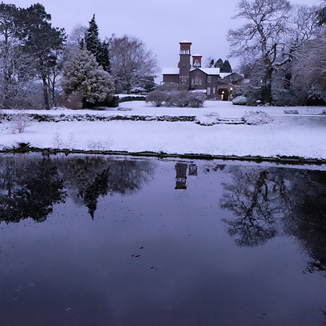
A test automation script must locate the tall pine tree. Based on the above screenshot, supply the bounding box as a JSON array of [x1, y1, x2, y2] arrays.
[[18, 4, 66, 109], [84, 15, 110, 73], [0, 3, 20, 102]]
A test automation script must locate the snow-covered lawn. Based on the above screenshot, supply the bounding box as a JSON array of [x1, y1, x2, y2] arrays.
[[0, 100, 326, 160]]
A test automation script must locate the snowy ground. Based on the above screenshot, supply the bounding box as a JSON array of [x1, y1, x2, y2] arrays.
[[0, 100, 326, 161]]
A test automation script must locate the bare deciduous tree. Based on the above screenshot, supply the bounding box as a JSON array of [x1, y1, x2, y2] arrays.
[[108, 35, 158, 93], [227, 0, 317, 103], [292, 28, 326, 104], [66, 24, 87, 54]]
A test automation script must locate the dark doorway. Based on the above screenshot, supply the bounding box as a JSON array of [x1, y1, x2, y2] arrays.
[[218, 88, 229, 101]]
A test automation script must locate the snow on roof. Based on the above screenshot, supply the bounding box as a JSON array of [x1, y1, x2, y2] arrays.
[[179, 40, 191, 43], [162, 68, 179, 75], [219, 72, 233, 78], [192, 53, 202, 57], [191, 67, 220, 75]]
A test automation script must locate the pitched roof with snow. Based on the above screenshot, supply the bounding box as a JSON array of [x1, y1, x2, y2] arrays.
[[163, 67, 224, 76], [219, 72, 233, 79], [190, 67, 220, 75], [162, 68, 179, 75]]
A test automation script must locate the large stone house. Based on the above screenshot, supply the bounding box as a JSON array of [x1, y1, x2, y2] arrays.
[[162, 41, 241, 100]]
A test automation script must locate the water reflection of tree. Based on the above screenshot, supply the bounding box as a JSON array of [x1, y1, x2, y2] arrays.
[[220, 167, 290, 246], [0, 154, 155, 222], [60, 156, 155, 218], [220, 165, 326, 276], [0, 156, 66, 223], [284, 170, 326, 276]]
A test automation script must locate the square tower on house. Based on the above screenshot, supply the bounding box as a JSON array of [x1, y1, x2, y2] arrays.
[[178, 41, 192, 86]]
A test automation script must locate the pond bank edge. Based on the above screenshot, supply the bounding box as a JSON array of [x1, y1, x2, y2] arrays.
[[1, 146, 326, 165]]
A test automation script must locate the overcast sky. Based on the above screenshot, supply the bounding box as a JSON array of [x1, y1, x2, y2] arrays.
[[10, 0, 323, 73]]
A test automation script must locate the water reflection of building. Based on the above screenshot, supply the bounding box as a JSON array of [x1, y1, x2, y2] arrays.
[[188, 164, 198, 176], [175, 163, 198, 189], [175, 163, 187, 189]]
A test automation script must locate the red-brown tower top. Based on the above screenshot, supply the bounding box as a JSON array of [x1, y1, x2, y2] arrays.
[[179, 41, 192, 54]]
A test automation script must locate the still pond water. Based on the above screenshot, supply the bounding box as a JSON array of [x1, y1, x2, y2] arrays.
[[1, 153, 326, 326]]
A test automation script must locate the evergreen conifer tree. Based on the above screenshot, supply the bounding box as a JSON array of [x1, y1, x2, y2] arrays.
[[61, 48, 114, 108], [214, 58, 224, 68], [16, 4, 66, 109], [84, 15, 110, 72], [221, 60, 232, 73]]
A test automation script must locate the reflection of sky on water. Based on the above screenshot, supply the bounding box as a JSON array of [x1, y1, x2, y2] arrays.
[[0, 155, 326, 325]]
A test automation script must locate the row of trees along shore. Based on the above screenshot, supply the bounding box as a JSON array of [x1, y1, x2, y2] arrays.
[[0, 0, 326, 109], [0, 3, 158, 110]]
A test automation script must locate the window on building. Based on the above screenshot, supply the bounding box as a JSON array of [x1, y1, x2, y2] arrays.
[[194, 77, 202, 85], [207, 88, 211, 95], [213, 87, 216, 94], [207, 76, 211, 83], [191, 78, 195, 85], [181, 76, 187, 83]]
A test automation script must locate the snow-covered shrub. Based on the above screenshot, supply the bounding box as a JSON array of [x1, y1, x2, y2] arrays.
[[196, 112, 219, 126], [65, 91, 83, 110], [2, 83, 45, 110], [186, 92, 206, 108], [146, 89, 206, 108], [145, 89, 168, 107], [130, 87, 146, 94], [170, 90, 189, 107], [119, 96, 146, 103], [10, 113, 33, 133], [307, 86, 326, 106], [245, 89, 262, 106], [232, 96, 247, 105], [242, 111, 273, 125], [165, 90, 182, 107], [272, 89, 294, 106]]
